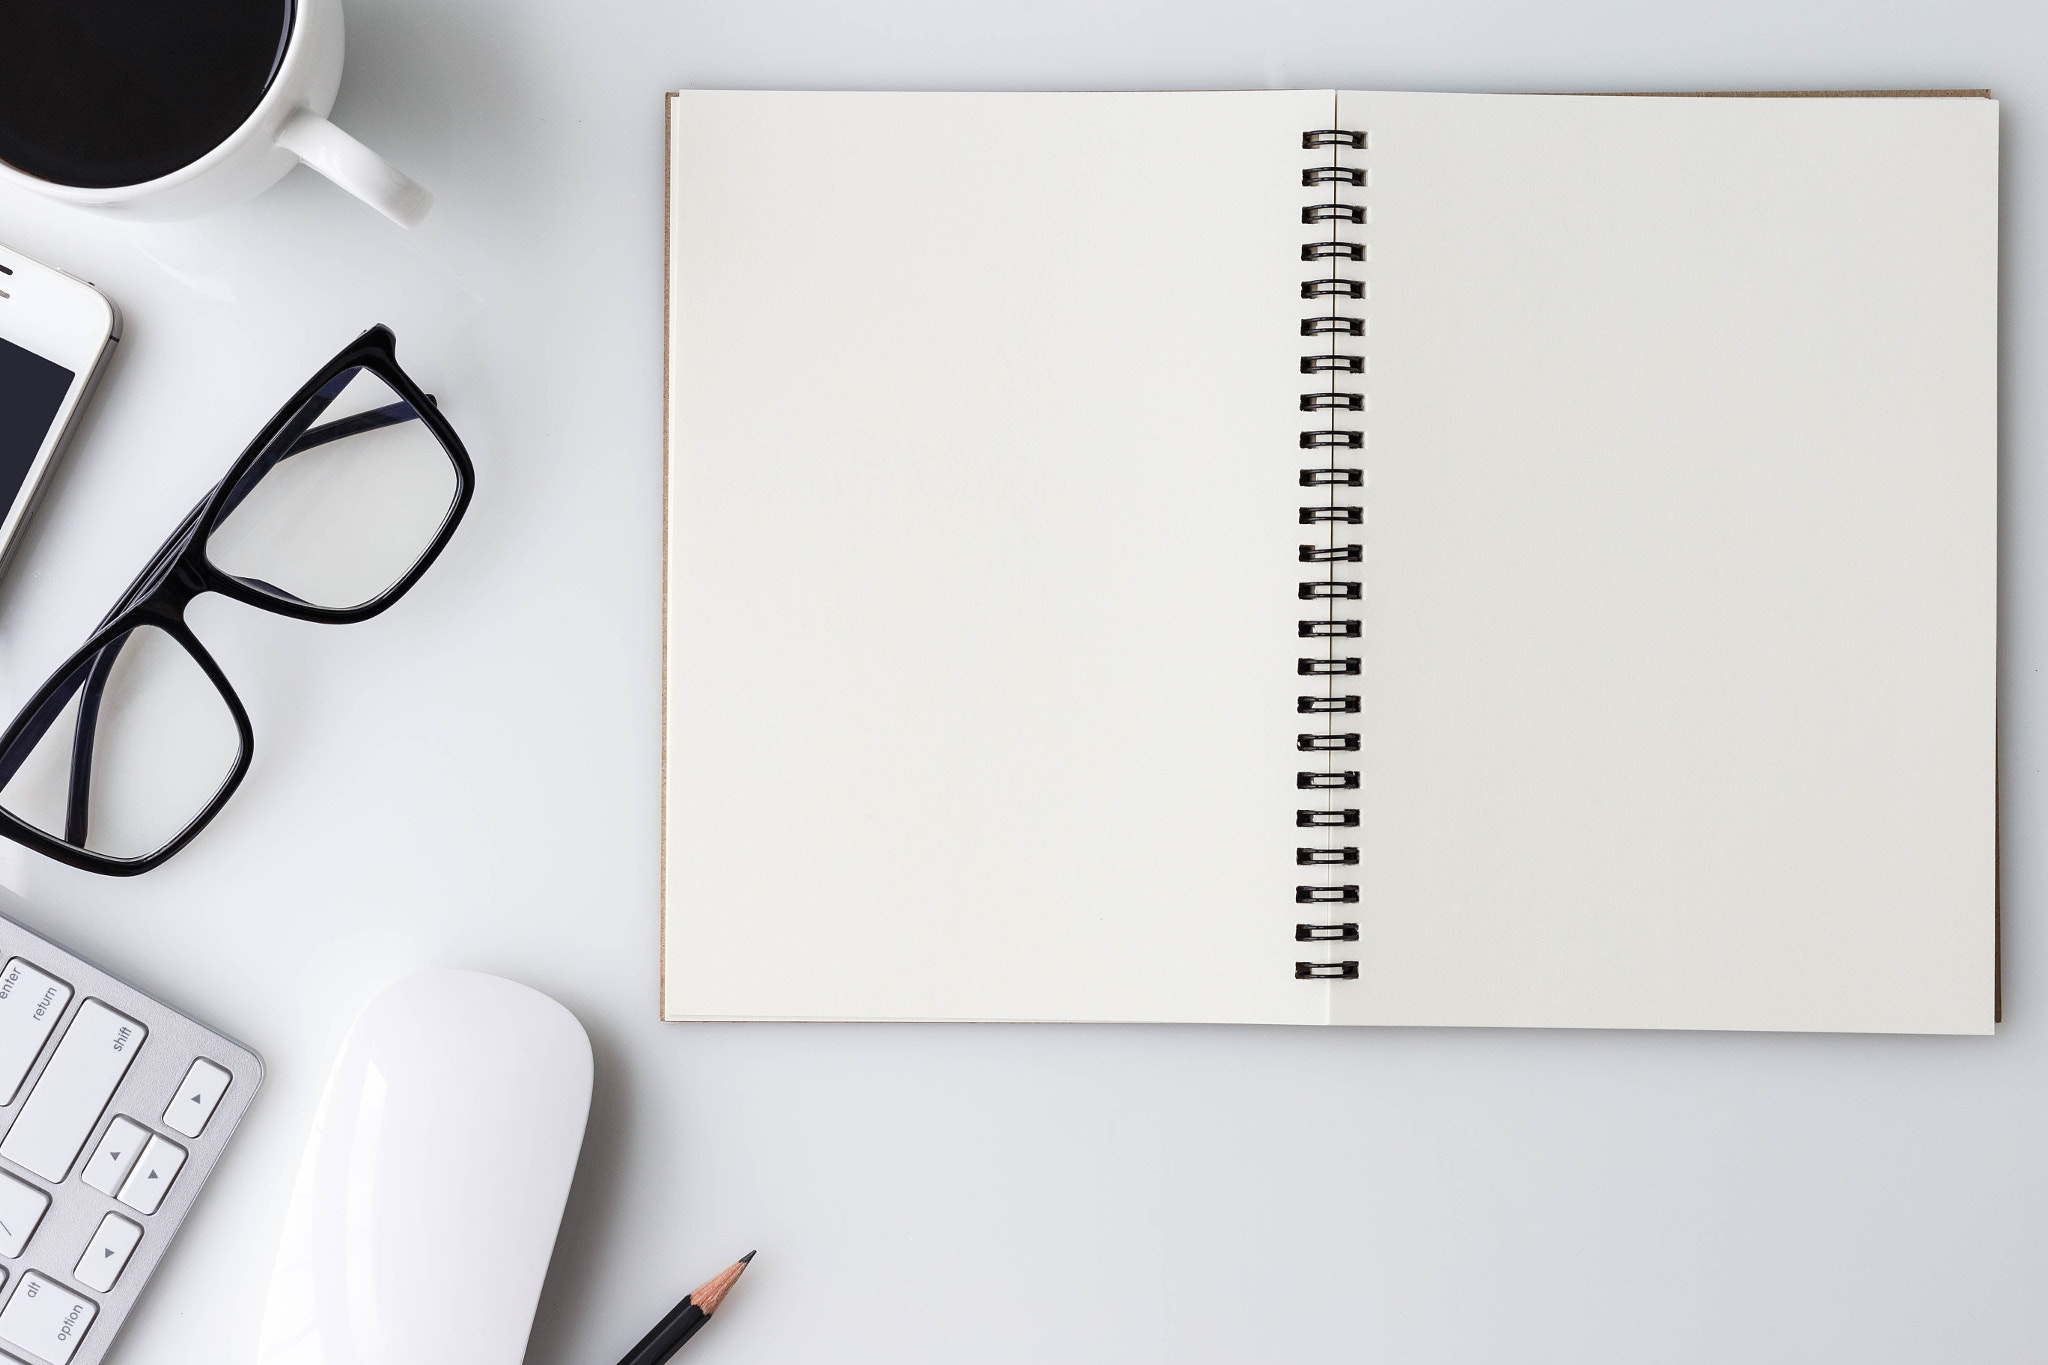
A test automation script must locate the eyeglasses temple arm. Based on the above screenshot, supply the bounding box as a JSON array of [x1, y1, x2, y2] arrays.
[[61, 643, 121, 847], [207, 382, 342, 524], [215, 400, 421, 522], [0, 664, 90, 791]]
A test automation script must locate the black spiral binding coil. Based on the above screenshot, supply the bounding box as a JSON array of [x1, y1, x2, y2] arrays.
[[1295, 127, 1367, 983]]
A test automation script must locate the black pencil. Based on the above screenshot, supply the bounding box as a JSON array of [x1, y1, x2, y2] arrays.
[[612, 1252, 755, 1365]]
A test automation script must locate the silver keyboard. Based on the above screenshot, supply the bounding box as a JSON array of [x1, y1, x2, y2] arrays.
[[0, 908, 260, 1365]]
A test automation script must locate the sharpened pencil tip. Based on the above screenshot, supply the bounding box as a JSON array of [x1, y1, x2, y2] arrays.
[[692, 1252, 756, 1316]]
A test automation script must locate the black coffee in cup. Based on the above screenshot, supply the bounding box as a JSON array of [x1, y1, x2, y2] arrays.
[[0, 0, 296, 188]]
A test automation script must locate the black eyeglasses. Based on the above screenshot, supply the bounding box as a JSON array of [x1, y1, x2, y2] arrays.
[[0, 325, 474, 875]]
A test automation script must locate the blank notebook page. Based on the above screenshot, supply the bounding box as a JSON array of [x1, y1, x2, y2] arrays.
[[666, 91, 1324, 1023], [664, 90, 1996, 1031], [1333, 93, 1995, 1033]]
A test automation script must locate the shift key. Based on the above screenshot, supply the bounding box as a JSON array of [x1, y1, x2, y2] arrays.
[[0, 1002, 144, 1182]]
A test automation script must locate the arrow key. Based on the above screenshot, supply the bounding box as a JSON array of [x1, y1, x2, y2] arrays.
[[73, 1214, 139, 1293], [79, 1118, 147, 1198], [115, 1134, 186, 1216], [162, 1059, 230, 1139]]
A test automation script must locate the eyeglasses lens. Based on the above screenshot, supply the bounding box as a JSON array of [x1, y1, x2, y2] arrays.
[[206, 366, 461, 612], [0, 626, 241, 861]]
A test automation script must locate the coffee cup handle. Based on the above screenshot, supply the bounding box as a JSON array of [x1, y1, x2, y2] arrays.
[[276, 109, 432, 228]]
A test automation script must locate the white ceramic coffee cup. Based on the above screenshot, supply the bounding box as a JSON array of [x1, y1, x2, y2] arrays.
[[0, 0, 429, 227]]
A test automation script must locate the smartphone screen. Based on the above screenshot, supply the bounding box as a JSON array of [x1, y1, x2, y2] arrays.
[[0, 334, 75, 518]]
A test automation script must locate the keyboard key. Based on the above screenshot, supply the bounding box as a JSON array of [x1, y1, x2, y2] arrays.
[[72, 1215, 139, 1294], [0, 962, 69, 1107], [0, 1001, 144, 1182], [115, 1134, 185, 1215], [0, 1174, 47, 1260], [79, 1117, 148, 1197], [162, 1059, 231, 1139], [0, 1273, 94, 1365]]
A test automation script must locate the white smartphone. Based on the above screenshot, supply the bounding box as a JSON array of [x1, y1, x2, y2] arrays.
[[0, 244, 119, 575]]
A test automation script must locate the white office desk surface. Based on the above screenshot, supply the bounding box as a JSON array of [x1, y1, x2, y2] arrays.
[[0, 2, 2041, 1361]]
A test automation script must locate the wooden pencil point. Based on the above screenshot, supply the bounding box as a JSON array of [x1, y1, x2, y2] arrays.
[[690, 1253, 754, 1316]]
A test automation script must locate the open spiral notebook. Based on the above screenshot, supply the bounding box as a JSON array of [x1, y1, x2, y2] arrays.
[[662, 89, 1997, 1032]]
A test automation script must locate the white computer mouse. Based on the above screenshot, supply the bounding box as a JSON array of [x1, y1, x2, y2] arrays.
[[255, 969, 593, 1365]]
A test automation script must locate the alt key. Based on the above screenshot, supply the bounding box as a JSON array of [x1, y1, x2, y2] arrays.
[[0, 1272, 95, 1365]]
